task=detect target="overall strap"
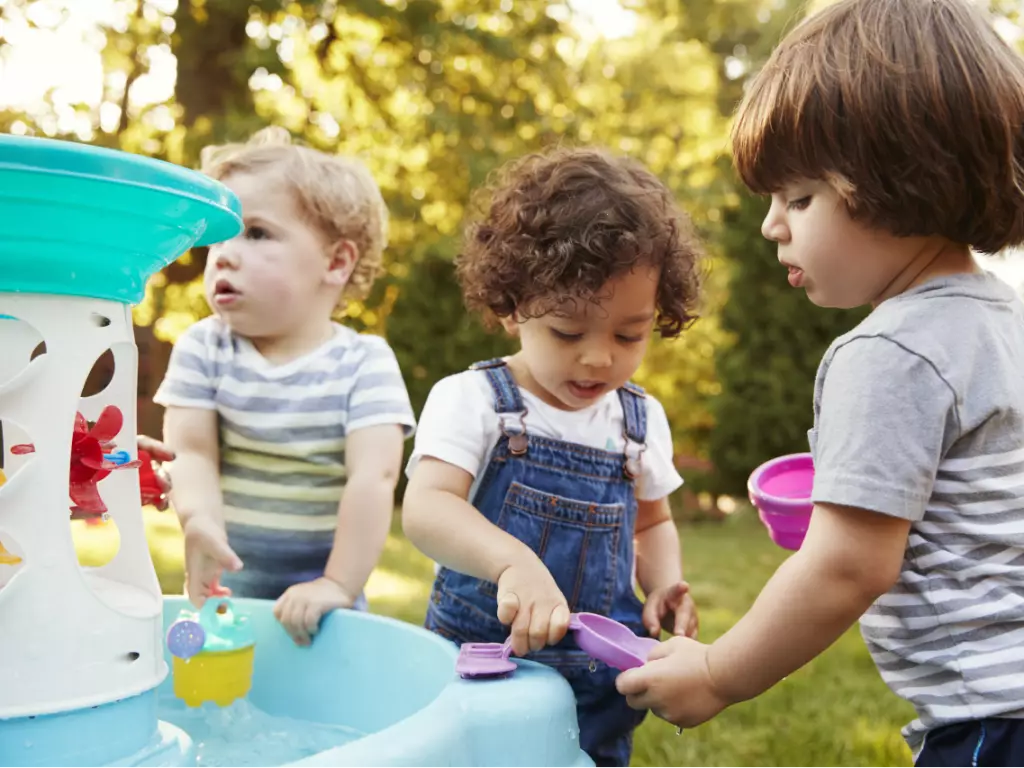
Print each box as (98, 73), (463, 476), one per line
(617, 382), (647, 480)
(469, 358), (525, 414)
(617, 381), (647, 444)
(469, 358), (529, 455)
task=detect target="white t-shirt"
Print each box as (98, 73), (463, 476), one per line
(406, 367), (683, 502)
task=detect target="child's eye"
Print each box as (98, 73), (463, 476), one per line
(551, 329), (583, 342)
(787, 196), (812, 211)
(616, 335), (644, 344)
(246, 225), (270, 240)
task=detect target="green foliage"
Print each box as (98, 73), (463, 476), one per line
(385, 249), (515, 419)
(708, 193), (868, 494)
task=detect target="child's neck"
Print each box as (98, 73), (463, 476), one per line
(247, 319), (336, 365)
(873, 240), (978, 308)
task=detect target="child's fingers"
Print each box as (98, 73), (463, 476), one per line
(674, 605), (695, 637)
(303, 604), (321, 638)
(528, 603), (553, 651)
(496, 590), (520, 627)
(547, 603), (570, 646)
(666, 581), (689, 607)
(642, 594), (664, 637)
(509, 603), (533, 656)
(206, 536), (243, 573)
(615, 665), (654, 699)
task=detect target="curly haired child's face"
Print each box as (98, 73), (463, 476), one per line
(762, 180), (929, 309)
(203, 171), (355, 342)
(502, 266), (658, 411)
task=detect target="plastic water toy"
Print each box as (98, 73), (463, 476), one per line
(11, 406), (141, 518)
(748, 452), (815, 550)
(457, 612), (659, 679)
(166, 597), (256, 707)
(136, 449), (166, 508)
(0, 539), (21, 566)
(0, 135), (598, 766)
(0, 133), (240, 765)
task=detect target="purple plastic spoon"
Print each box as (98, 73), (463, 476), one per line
(456, 637), (517, 679)
(568, 613), (659, 671)
(456, 613), (658, 680)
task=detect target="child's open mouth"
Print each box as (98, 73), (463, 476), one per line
(568, 380), (606, 400)
(213, 278), (242, 307)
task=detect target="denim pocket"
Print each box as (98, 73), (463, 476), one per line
(479, 480), (627, 616)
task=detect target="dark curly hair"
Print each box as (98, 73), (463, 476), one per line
(457, 146), (703, 338)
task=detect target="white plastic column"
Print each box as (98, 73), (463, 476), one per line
(0, 293), (165, 718)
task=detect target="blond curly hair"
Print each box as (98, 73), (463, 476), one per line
(200, 127), (388, 301)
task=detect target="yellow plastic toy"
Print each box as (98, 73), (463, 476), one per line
(166, 598), (255, 708)
(0, 540), (21, 566)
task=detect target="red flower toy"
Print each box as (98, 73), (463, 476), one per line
(11, 405), (141, 520)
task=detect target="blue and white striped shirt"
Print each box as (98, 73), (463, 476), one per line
(154, 316), (415, 598)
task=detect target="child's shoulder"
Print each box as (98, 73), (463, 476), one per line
(823, 273), (1020, 381)
(426, 367), (494, 403)
(170, 316), (237, 361)
(332, 324), (400, 359)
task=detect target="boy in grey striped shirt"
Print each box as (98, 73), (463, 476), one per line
(616, 0), (1024, 764)
(155, 128), (415, 646)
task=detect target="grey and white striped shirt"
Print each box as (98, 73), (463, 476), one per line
(154, 316), (415, 598)
(810, 272), (1024, 754)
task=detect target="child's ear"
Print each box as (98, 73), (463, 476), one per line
(324, 239), (358, 287)
(499, 315), (520, 337)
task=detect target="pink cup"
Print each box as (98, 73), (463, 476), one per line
(747, 452), (815, 550)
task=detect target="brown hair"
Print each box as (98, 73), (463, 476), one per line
(200, 127), (388, 300)
(731, 0), (1024, 253)
(457, 146), (703, 338)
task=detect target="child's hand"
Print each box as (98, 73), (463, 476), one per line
(274, 576), (357, 647)
(182, 516), (242, 606)
(643, 581), (699, 639)
(496, 556), (571, 656)
(137, 435), (174, 510)
(616, 636), (731, 728)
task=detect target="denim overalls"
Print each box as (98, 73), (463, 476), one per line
(425, 359), (651, 767)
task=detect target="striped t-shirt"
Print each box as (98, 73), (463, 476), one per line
(809, 272), (1024, 753)
(154, 317), (415, 599)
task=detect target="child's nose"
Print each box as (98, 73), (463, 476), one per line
(761, 204), (789, 243)
(212, 243), (241, 269)
(578, 341), (613, 369)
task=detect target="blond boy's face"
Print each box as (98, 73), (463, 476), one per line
(761, 180), (922, 309)
(204, 171), (348, 341)
(502, 266), (658, 411)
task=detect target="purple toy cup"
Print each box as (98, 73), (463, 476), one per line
(747, 452), (815, 550)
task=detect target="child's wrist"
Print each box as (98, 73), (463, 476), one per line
(321, 572), (357, 600)
(704, 642), (742, 706)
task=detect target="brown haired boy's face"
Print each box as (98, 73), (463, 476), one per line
(761, 180), (927, 309)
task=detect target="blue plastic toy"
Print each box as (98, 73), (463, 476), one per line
(0, 135), (596, 767)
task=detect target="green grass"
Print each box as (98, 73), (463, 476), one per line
(73, 508), (914, 767)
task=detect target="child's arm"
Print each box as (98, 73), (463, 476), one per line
(163, 406), (242, 604)
(617, 336), (949, 727)
(273, 424), (404, 645)
(617, 502), (908, 725)
(327, 424), (404, 598)
(635, 497), (697, 638)
(709, 502), (909, 698)
(632, 396), (694, 637)
(404, 457), (571, 656)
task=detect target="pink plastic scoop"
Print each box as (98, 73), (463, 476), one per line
(455, 612), (659, 679)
